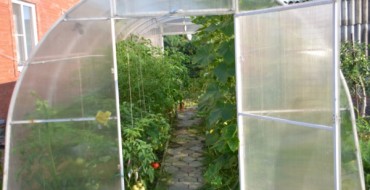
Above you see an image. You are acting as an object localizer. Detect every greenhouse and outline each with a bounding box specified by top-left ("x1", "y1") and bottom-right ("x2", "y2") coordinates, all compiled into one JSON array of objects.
[{"x1": 2, "y1": 0, "x2": 365, "y2": 189}]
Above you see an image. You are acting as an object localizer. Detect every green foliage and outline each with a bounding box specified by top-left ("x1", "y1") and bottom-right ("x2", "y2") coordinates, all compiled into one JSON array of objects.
[
  {"x1": 164, "y1": 35, "x2": 199, "y2": 78},
  {"x1": 356, "y1": 117, "x2": 370, "y2": 188},
  {"x1": 16, "y1": 98, "x2": 120, "y2": 190},
  {"x1": 341, "y1": 42, "x2": 370, "y2": 188},
  {"x1": 136, "y1": 114, "x2": 170, "y2": 152},
  {"x1": 341, "y1": 42, "x2": 370, "y2": 116},
  {"x1": 341, "y1": 43, "x2": 370, "y2": 88},
  {"x1": 358, "y1": 117, "x2": 370, "y2": 140},
  {"x1": 121, "y1": 106, "x2": 171, "y2": 189},
  {"x1": 122, "y1": 126, "x2": 156, "y2": 187},
  {"x1": 116, "y1": 36, "x2": 185, "y2": 188},
  {"x1": 192, "y1": 15, "x2": 239, "y2": 189},
  {"x1": 163, "y1": 35, "x2": 205, "y2": 100},
  {"x1": 117, "y1": 36, "x2": 189, "y2": 116},
  {"x1": 361, "y1": 139, "x2": 370, "y2": 188},
  {"x1": 238, "y1": 0, "x2": 279, "y2": 11}
]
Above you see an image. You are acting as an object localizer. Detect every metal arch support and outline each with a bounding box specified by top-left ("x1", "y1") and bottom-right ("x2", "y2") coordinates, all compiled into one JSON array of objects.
[
  {"x1": 109, "y1": 0, "x2": 125, "y2": 189},
  {"x1": 340, "y1": 71, "x2": 366, "y2": 190}
]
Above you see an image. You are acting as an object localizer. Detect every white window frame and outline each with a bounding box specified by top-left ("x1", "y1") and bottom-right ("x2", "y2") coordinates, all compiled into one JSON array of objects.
[{"x1": 12, "y1": 0, "x2": 38, "y2": 70}]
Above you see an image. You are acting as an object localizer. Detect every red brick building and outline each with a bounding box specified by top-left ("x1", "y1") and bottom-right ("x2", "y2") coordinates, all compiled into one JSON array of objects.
[{"x1": 0, "y1": 0, "x2": 80, "y2": 120}]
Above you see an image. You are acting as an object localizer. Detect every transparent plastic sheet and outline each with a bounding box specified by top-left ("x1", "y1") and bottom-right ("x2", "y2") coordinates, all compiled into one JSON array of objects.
[
  {"x1": 116, "y1": 17, "x2": 199, "y2": 42},
  {"x1": 162, "y1": 24, "x2": 200, "y2": 35},
  {"x1": 241, "y1": 116, "x2": 334, "y2": 190},
  {"x1": 65, "y1": 0, "x2": 111, "y2": 19},
  {"x1": 235, "y1": 1, "x2": 346, "y2": 189},
  {"x1": 12, "y1": 20, "x2": 115, "y2": 121},
  {"x1": 5, "y1": 16, "x2": 121, "y2": 190},
  {"x1": 340, "y1": 79, "x2": 363, "y2": 190},
  {"x1": 6, "y1": 122, "x2": 121, "y2": 190},
  {"x1": 115, "y1": 0, "x2": 233, "y2": 16},
  {"x1": 236, "y1": 3, "x2": 334, "y2": 126},
  {"x1": 146, "y1": 34, "x2": 164, "y2": 47},
  {"x1": 30, "y1": 21, "x2": 112, "y2": 62},
  {"x1": 238, "y1": 0, "x2": 280, "y2": 11}
]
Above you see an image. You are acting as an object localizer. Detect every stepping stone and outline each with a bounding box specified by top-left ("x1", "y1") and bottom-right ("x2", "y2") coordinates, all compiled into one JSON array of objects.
[
  {"x1": 164, "y1": 166, "x2": 180, "y2": 173},
  {"x1": 178, "y1": 167, "x2": 197, "y2": 173},
  {"x1": 182, "y1": 157, "x2": 195, "y2": 163},
  {"x1": 167, "y1": 147, "x2": 186, "y2": 155},
  {"x1": 189, "y1": 182, "x2": 203, "y2": 189},
  {"x1": 189, "y1": 161, "x2": 203, "y2": 167},
  {"x1": 179, "y1": 176, "x2": 198, "y2": 182},
  {"x1": 172, "y1": 161, "x2": 188, "y2": 167},
  {"x1": 190, "y1": 146, "x2": 202, "y2": 151},
  {"x1": 188, "y1": 171, "x2": 202, "y2": 177},
  {"x1": 169, "y1": 184, "x2": 188, "y2": 190},
  {"x1": 182, "y1": 149, "x2": 194, "y2": 154},
  {"x1": 172, "y1": 152, "x2": 188, "y2": 157},
  {"x1": 194, "y1": 157, "x2": 204, "y2": 161},
  {"x1": 190, "y1": 152, "x2": 203, "y2": 157},
  {"x1": 172, "y1": 172, "x2": 190, "y2": 179}
]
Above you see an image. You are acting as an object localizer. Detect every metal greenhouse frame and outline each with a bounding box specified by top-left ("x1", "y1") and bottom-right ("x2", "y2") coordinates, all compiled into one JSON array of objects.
[{"x1": 3, "y1": 0, "x2": 365, "y2": 189}]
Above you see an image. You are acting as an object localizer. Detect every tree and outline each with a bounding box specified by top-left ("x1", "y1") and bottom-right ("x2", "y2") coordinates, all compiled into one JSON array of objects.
[{"x1": 341, "y1": 42, "x2": 370, "y2": 117}]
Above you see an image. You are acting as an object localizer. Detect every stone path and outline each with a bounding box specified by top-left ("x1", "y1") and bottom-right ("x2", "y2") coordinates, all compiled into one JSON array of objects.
[{"x1": 159, "y1": 107, "x2": 205, "y2": 190}]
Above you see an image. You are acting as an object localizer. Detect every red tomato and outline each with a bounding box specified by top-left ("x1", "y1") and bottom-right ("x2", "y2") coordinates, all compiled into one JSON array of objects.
[{"x1": 151, "y1": 162, "x2": 160, "y2": 169}]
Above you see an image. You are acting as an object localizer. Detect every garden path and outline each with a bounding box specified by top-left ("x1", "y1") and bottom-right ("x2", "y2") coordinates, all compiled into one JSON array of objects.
[{"x1": 159, "y1": 107, "x2": 205, "y2": 190}]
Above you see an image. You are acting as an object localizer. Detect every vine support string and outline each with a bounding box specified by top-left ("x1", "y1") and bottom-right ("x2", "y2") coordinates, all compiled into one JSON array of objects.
[
  {"x1": 127, "y1": 53, "x2": 134, "y2": 127},
  {"x1": 140, "y1": 50, "x2": 147, "y2": 112}
]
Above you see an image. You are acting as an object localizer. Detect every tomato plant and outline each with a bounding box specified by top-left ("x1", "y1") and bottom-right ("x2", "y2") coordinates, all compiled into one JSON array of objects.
[
  {"x1": 117, "y1": 36, "x2": 188, "y2": 117},
  {"x1": 116, "y1": 36, "x2": 189, "y2": 189}
]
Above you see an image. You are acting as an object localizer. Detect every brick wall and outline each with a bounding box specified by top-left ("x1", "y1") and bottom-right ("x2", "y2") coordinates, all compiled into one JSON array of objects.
[{"x1": 0, "y1": 0, "x2": 80, "y2": 119}]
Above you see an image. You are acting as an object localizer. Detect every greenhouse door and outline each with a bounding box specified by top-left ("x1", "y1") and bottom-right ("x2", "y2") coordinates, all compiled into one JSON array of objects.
[{"x1": 234, "y1": 1, "x2": 341, "y2": 190}]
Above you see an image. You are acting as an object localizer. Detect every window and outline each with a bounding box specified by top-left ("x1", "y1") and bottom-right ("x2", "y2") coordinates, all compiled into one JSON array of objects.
[{"x1": 12, "y1": 0, "x2": 37, "y2": 69}]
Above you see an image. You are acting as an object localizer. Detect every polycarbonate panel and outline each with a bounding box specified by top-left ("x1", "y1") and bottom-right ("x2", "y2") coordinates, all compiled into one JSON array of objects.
[
  {"x1": 340, "y1": 81, "x2": 363, "y2": 190},
  {"x1": 239, "y1": 0, "x2": 279, "y2": 11},
  {"x1": 242, "y1": 116, "x2": 334, "y2": 190},
  {"x1": 146, "y1": 34, "x2": 164, "y2": 48},
  {"x1": 236, "y1": 3, "x2": 334, "y2": 125},
  {"x1": 65, "y1": 0, "x2": 111, "y2": 19},
  {"x1": 6, "y1": 122, "x2": 120, "y2": 190},
  {"x1": 115, "y1": 18, "x2": 140, "y2": 40},
  {"x1": 162, "y1": 24, "x2": 200, "y2": 35},
  {"x1": 116, "y1": 18, "x2": 160, "y2": 41},
  {"x1": 12, "y1": 20, "x2": 115, "y2": 121},
  {"x1": 262, "y1": 111, "x2": 333, "y2": 126},
  {"x1": 31, "y1": 20, "x2": 112, "y2": 61},
  {"x1": 115, "y1": 17, "x2": 199, "y2": 42},
  {"x1": 116, "y1": 0, "x2": 233, "y2": 16}
]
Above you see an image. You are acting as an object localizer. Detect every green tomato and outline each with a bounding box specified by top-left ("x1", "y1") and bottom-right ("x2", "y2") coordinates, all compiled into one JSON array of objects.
[
  {"x1": 132, "y1": 185, "x2": 139, "y2": 190},
  {"x1": 75, "y1": 158, "x2": 85, "y2": 165},
  {"x1": 137, "y1": 182, "x2": 143, "y2": 187}
]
